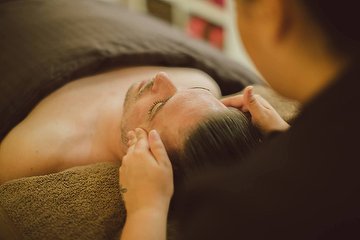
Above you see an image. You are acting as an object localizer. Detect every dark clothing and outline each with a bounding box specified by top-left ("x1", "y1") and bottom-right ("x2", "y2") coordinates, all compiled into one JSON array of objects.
[{"x1": 176, "y1": 62, "x2": 360, "y2": 239}]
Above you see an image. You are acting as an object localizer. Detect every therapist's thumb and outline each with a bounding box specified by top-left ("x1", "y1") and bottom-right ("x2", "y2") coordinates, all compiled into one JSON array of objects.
[
  {"x1": 148, "y1": 130, "x2": 172, "y2": 167},
  {"x1": 243, "y1": 86, "x2": 266, "y2": 119},
  {"x1": 244, "y1": 86, "x2": 258, "y2": 106}
]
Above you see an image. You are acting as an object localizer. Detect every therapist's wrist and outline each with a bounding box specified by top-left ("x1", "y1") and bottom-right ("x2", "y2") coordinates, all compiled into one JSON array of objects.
[
  {"x1": 126, "y1": 197, "x2": 171, "y2": 217},
  {"x1": 126, "y1": 205, "x2": 169, "y2": 221},
  {"x1": 121, "y1": 204, "x2": 170, "y2": 240}
]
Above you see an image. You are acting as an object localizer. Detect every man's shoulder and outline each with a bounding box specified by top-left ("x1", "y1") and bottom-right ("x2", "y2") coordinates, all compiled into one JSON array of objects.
[{"x1": 0, "y1": 118, "x2": 90, "y2": 183}]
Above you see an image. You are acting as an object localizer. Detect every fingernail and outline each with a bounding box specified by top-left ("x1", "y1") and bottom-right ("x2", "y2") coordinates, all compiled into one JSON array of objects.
[
  {"x1": 127, "y1": 131, "x2": 135, "y2": 139},
  {"x1": 157, "y1": 72, "x2": 168, "y2": 79},
  {"x1": 248, "y1": 87, "x2": 255, "y2": 102},
  {"x1": 135, "y1": 128, "x2": 142, "y2": 137},
  {"x1": 149, "y1": 129, "x2": 159, "y2": 140},
  {"x1": 127, "y1": 138, "x2": 136, "y2": 146}
]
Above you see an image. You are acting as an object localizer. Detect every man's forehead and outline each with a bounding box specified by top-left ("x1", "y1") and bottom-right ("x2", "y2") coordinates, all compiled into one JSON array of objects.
[
  {"x1": 151, "y1": 101, "x2": 222, "y2": 149},
  {"x1": 155, "y1": 93, "x2": 217, "y2": 120},
  {"x1": 154, "y1": 113, "x2": 202, "y2": 152},
  {"x1": 148, "y1": 88, "x2": 225, "y2": 145},
  {"x1": 155, "y1": 89, "x2": 224, "y2": 123}
]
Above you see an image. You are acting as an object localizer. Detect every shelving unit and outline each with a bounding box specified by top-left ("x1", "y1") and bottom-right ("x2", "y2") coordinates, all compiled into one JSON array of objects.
[{"x1": 113, "y1": 0, "x2": 257, "y2": 72}]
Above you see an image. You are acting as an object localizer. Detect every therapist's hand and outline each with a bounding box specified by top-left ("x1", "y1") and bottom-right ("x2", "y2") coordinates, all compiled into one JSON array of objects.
[
  {"x1": 119, "y1": 128, "x2": 174, "y2": 215},
  {"x1": 221, "y1": 86, "x2": 290, "y2": 135}
]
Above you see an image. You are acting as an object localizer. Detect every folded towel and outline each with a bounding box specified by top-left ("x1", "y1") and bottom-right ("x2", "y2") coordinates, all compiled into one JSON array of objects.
[
  {"x1": 0, "y1": 203, "x2": 21, "y2": 240},
  {"x1": 0, "y1": 163, "x2": 125, "y2": 240}
]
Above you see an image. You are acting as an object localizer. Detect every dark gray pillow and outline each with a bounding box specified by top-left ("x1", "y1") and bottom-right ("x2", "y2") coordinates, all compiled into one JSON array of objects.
[{"x1": 0, "y1": 0, "x2": 263, "y2": 139}]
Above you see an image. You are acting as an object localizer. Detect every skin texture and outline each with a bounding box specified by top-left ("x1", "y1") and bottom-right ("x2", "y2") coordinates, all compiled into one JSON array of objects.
[
  {"x1": 0, "y1": 66, "x2": 222, "y2": 184},
  {"x1": 118, "y1": 1, "x2": 349, "y2": 240},
  {"x1": 120, "y1": 72, "x2": 227, "y2": 152}
]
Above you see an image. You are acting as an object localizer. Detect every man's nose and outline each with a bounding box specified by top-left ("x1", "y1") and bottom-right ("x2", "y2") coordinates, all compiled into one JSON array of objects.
[{"x1": 151, "y1": 72, "x2": 176, "y2": 94}]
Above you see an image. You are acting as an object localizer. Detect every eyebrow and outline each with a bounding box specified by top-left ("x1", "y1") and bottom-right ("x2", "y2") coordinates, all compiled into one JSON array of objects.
[{"x1": 189, "y1": 86, "x2": 211, "y2": 92}]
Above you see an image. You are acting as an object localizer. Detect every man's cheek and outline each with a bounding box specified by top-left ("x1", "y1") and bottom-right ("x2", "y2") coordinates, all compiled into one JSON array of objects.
[{"x1": 128, "y1": 108, "x2": 145, "y2": 127}]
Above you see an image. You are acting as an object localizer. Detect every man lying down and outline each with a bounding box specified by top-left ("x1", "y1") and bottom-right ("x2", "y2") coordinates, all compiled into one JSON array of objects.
[{"x1": 0, "y1": 66, "x2": 277, "y2": 184}]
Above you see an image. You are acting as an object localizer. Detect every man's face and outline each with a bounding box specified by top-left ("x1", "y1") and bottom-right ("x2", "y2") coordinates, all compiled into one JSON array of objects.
[{"x1": 120, "y1": 72, "x2": 227, "y2": 151}]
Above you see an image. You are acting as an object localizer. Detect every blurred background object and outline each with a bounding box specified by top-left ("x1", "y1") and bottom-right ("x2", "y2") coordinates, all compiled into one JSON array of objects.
[{"x1": 104, "y1": 0, "x2": 258, "y2": 74}]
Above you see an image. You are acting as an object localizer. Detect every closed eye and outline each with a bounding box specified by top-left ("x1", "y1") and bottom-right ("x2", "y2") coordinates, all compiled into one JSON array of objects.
[{"x1": 148, "y1": 98, "x2": 170, "y2": 120}]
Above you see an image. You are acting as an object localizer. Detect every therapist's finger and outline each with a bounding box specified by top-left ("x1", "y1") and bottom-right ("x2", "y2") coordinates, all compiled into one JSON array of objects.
[
  {"x1": 126, "y1": 144, "x2": 135, "y2": 155},
  {"x1": 134, "y1": 128, "x2": 150, "y2": 151},
  {"x1": 243, "y1": 87, "x2": 267, "y2": 115},
  {"x1": 127, "y1": 130, "x2": 137, "y2": 147},
  {"x1": 221, "y1": 94, "x2": 245, "y2": 109},
  {"x1": 148, "y1": 130, "x2": 171, "y2": 167}
]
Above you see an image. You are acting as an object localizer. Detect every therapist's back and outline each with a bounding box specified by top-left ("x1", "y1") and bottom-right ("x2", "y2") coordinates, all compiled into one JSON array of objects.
[{"x1": 176, "y1": 0, "x2": 360, "y2": 239}]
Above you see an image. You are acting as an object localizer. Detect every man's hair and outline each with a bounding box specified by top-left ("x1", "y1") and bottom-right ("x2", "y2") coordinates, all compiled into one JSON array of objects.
[{"x1": 167, "y1": 108, "x2": 262, "y2": 188}]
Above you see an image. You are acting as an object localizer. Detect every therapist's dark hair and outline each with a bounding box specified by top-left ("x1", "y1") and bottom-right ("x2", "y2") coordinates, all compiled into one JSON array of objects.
[
  {"x1": 300, "y1": 0, "x2": 360, "y2": 56},
  {"x1": 167, "y1": 108, "x2": 263, "y2": 187},
  {"x1": 237, "y1": 0, "x2": 360, "y2": 56}
]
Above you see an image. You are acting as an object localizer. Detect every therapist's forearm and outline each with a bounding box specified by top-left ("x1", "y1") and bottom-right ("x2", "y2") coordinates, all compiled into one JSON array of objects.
[{"x1": 120, "y1": 208, "x2": 168, "y2": 240}]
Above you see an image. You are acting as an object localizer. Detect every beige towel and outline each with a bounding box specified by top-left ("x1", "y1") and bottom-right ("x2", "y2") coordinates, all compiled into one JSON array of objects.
[{"x1": 0, "y1": 163, "x2": 125, "y2": 240}]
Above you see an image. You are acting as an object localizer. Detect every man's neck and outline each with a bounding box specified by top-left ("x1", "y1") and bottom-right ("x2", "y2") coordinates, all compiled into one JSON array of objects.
[{"x1": 94, "y1": 99, "x2": 127, "y2": 164}]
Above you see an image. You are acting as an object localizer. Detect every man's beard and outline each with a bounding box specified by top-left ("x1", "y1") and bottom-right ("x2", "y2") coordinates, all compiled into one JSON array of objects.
[
  {"x1": 120, "y1": 83, "x2": 136, "y2": 145},
  {"x1": 123, "y1": 83, "x2": 136, "y2": 112},
  {"x1": 120, "y1": 79, "x2": 154, "y2": 146}
]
